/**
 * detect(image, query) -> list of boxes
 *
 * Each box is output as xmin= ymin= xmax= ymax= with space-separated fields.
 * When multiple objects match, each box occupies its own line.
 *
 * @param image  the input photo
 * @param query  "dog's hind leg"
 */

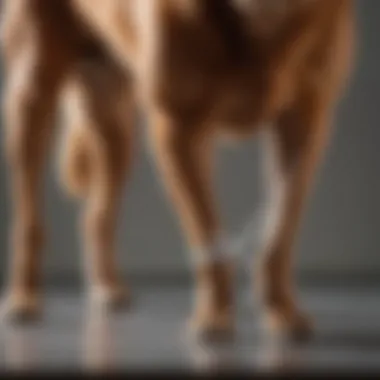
xmin=0 ymin=1 xmax=74 ymax=321
xmin=61 ymin=57 xmax=135 ymax=310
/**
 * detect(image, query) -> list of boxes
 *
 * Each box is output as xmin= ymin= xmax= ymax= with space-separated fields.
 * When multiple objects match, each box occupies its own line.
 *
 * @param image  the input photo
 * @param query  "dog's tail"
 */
xmin=57 ymin=82 xmax=92 ymax=199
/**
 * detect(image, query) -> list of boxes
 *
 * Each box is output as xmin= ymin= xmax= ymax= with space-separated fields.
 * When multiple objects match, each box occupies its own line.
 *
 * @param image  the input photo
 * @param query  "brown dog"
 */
xmin=0 ymin=0 xmax=354 ymax=340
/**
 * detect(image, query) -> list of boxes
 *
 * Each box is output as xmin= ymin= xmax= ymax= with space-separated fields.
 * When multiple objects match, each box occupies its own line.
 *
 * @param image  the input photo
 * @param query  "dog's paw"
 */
xmin=264 ymin=308 xmax=314 ymax=343
xmin=0 ymin=292 xmax=41 ymax=324
xmin=88 ymin=285 xmax=131 ymax=312
xmin=186 ymin=312 xmax=235 ymax=343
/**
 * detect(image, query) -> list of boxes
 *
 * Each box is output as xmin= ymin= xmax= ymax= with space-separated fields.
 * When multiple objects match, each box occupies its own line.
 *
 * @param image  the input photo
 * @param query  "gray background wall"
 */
xmin=0 ymin=0 xmax=379 ymax=287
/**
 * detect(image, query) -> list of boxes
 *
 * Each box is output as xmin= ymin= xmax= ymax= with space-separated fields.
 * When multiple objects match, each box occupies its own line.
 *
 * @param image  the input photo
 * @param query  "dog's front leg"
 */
xmin=256 ymin=91 xmax=333 ymax=341
xmin=149 ymin=112 xmax=234 ymax=341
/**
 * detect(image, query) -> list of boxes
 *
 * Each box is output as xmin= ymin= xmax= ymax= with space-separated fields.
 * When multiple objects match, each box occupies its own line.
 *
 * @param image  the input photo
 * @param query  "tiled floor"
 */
xmin=0 ymin=286 xmax=379 ymax=376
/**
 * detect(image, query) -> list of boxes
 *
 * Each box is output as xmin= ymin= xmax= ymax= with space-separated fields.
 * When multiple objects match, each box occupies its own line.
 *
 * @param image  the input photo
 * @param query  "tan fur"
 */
xmin=0 ymin=0 xmax=355 ymax=339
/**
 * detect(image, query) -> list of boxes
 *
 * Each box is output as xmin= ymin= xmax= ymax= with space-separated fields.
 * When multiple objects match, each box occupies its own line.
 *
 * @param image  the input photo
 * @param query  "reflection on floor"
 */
xmin=0 ymin=287 xmax=379 ymax=375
